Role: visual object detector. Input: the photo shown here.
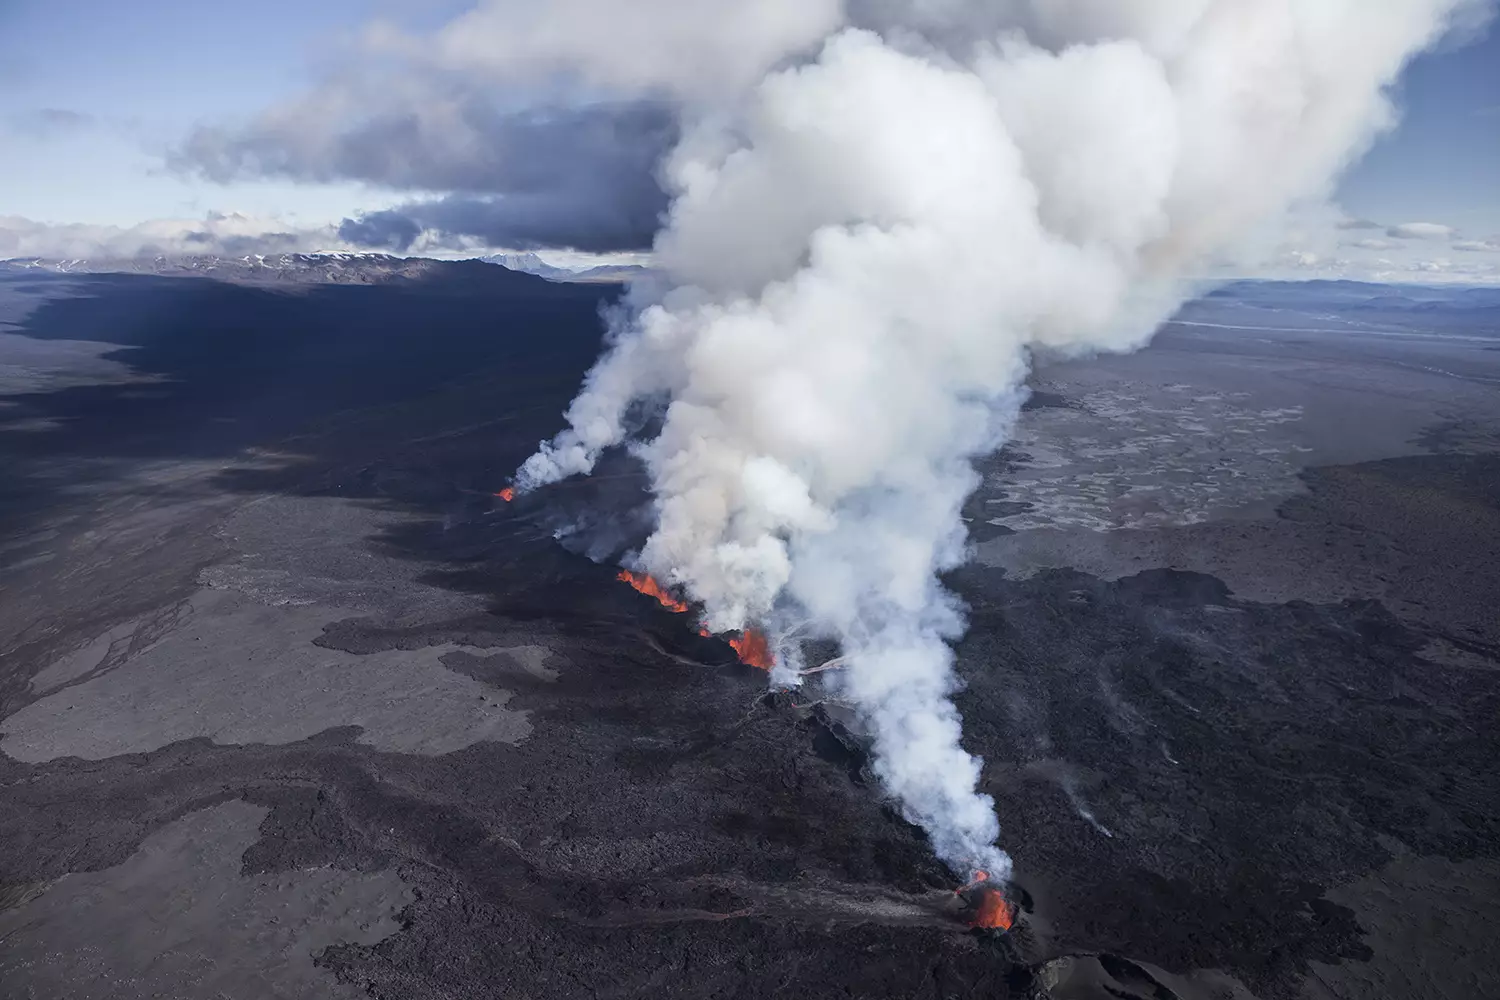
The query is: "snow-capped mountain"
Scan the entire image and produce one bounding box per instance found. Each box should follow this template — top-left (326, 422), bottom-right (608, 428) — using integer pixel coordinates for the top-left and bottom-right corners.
top-left (0, 253), bottom-right (502, 285)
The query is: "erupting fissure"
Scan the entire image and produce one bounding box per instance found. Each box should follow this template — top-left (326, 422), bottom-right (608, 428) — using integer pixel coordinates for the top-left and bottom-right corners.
top-left (616, 570), bottom-right (689, 613)
top-left (958, 871), bottom-right (1013, 931)
top-left (729, 629), bottom-right (774, 671)
top-left (494, 487), bottom-right (515, 502)
top-left (513, 0), bottom-right (1481, 890)
top-left (969, 887), bottom-right (1014, 931)
top-left (614, 570), bottom-right (776, 669)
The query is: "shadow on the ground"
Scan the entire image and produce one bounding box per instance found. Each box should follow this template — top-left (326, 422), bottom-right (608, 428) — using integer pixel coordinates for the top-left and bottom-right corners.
top-left (0, 266), bottom-right (614, 550)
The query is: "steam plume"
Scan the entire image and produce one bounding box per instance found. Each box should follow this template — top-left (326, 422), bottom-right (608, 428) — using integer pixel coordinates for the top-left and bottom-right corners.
top-left (517, 2), bottom-right (1488, 879)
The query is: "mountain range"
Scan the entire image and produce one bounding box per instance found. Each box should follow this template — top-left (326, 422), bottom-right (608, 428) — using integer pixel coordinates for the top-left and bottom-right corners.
top-left (2, 252), bottom-right (651, 286)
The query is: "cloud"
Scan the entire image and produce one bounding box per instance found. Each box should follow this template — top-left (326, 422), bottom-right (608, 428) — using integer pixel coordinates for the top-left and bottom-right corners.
top-left (1431, 0), bottom-right (1499, 48)
top-left (177, 97), bottom-right (675, 253)
top-left (1348, 237), bottom-right (1398, 250)
top-left (0, 212), bottom-right (337, 260)
top-left (1336, 217), bottom-right (1384, 230)
top-left (340, 187), bottom-right (665, 254)
top-left (1453, 238), bottom-right (1500, 252)
top-left (6, 108), bottom-right (96, 138)
top-left (362, 0), bottom-right (841, 101)
top-left (1387, 221), bottom-right (1456, 239)
top-left (167, 0), bottom-right (845, 253)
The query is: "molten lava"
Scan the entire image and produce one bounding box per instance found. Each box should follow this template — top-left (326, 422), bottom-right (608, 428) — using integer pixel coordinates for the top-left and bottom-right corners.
top-left (969, 885), bottom-right (1013, 931)
top-left (495, 487), bottom-right (515, 502)
top-left (955, 870), bottom-right (1012, 930)
top-left (617, 570), bottom-right (690, 613)
top-left (730, 628), bottom-right (774, 670)
top-left (957, 870), bottom-right (990, 894)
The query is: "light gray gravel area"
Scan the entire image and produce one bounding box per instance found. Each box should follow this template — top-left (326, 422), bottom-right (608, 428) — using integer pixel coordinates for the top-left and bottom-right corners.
top-left (0, 331), bottom-right (153, 398)
top-left (202, 491), bottom-right (486, 622)
top-left (977, 329), bottom-right (1500, 620)
top-left (0, 800), bottom-right (413, 1000)
top-left (990, 335), bottom-right (1500, 537)
top-left (1, 586), bottom-right (534, 763)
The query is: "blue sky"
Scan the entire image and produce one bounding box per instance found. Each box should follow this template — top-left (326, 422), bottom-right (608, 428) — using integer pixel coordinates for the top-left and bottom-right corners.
top-left (1, 1), bottom-right (1496, 277)
top-left (0, 0), bottom-right (395, 226)
top-left (1338, 20), bottom-right (1500, 235)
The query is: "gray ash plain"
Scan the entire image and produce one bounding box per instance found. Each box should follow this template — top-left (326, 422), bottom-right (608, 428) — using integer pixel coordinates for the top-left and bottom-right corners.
top-left (1, 265), bottom-right (1498, 999)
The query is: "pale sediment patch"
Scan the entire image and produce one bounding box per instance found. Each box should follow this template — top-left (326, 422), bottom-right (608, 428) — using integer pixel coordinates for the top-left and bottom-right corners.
top-left (2, 587), bottom-right (531, 763)
top-left (0, 801), bottom-right (413, 1000)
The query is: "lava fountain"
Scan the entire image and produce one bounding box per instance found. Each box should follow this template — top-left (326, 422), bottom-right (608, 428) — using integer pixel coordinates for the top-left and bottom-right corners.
top-left (729, 629), bottom-right (774, 671)
top-left (958, 870), bottom-right (1014, 931)
top-left (617, 570), bottom-right (690, 613)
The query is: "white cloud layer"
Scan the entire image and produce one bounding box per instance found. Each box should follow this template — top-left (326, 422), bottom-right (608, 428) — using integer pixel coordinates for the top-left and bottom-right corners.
top-left (1387, 220), bottom-right (1458, 239)
top-left (0, 212), bottom-right (342, 260)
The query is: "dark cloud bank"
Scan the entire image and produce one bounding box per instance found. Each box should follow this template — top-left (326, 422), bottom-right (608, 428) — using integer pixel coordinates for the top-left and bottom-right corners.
top-left (177, 99), bottom-right (675, 253)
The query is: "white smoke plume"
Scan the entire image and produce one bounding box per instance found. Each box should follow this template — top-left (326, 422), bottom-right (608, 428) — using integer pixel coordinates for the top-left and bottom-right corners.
top-left (516, 1), bottom-right (1490, 880)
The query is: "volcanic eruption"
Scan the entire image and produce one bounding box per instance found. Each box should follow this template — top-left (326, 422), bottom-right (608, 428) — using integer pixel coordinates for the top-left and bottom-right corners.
top-left (729, 629), bottom-right (774, 671)
top-left (958, 871), bottom-right (1014, 932)
top-left (614, 570), bottom-right (776, 669)
top-left (617, 569), bottom-right (690, 614)
top-left (513, 1), bottom-right (1482, 882)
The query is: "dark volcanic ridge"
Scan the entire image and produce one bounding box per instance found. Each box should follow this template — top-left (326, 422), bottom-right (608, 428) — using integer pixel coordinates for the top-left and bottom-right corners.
top-left (0, 252), bottom-right (648, 287)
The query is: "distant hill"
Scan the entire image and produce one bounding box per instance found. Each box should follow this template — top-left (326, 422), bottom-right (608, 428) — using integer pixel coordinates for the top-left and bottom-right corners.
top-left (3, 251), bottom-right (655, 288)
top-left (0, 253), bottom-right (564, 289)
top-left (1177, 278), bottom-right (1500, 337)
top-left (477, 253), bottom-right (652, 284)
top-left (1207, 278), bottom-right (1500, 311)
top-left (477, 252), bottom-right (576, 280)
top-left (567, 264), bottom-right (653, 283)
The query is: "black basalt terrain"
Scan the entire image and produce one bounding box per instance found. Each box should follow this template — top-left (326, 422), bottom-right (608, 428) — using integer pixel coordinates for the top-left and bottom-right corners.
top-left (2, 266), bottom-right (1497, 999)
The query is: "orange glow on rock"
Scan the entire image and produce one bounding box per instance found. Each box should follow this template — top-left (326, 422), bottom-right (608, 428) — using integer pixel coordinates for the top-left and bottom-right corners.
top-left (495, 487), bottom-right (515, 502)
top-left (969, 886), bottom-right (1013, 930)
top-left (730, 628), bottom-right (774, 670)
top-left (617, 570), bottom-right (690, 613)
top-left (956, 870), bottom-right (989, 895)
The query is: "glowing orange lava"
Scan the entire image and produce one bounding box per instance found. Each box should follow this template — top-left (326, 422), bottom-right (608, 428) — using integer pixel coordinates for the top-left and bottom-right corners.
top-left (730, 628), bottom-right (774, 670)
top-left (495, 488), bottom-right (515, 502)
top-left (617, 570), bottom-right (690, 613)
top-left (956, 870), bottom-right (990, 894)
top-left (969, 886), bottom-right (1013, 931)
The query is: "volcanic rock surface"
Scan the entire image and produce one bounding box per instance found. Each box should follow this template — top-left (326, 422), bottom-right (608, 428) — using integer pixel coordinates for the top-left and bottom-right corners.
top-left (1, 265), bottom-right (1497, 999)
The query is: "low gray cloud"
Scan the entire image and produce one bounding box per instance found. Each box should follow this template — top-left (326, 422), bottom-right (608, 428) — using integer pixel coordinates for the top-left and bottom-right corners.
top-left (176, 95), bottom-right (675, 253)
top-left (339, 183), bottom-right (667, 254)
top-left (1453, 238), bottom-right (1500, 252)
top-left (1386, 221), bottom-right (1457, 239)
top-left (0, 212), bottom-right (334, 260)
top-left (1335, 217), bottom-right (1383, 230)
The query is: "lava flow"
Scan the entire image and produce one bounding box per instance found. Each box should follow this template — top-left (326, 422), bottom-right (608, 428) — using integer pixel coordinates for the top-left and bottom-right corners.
top-left (730, 628), bottom-right (774, 671)
top-left (617, 570), bottom-right (690, 613)
top-left (970, 886), bottom-right (1013, 930)
top-left (495, 487), bottom-right (515, 502)
top-left (958, 871), bottom-right (1013, 931)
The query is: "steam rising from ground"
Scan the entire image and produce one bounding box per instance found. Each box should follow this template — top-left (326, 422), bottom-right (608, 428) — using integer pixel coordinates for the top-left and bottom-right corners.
top-left (518, 2), bottom-right (1487, 879)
